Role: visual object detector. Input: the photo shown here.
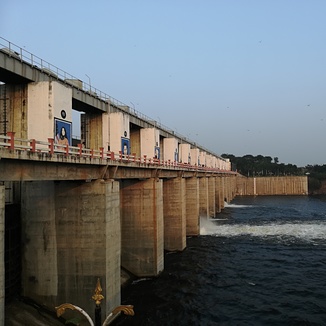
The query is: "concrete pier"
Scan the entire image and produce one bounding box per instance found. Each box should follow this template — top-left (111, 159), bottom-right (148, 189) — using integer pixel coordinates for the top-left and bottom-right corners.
top-left (163, 177), bottom-right (186, 251)
top-left (185, 177), bottom-right (200, 236)
top-left (20, 179), bottom-right (121, 316)
top-left (120, 178), bottom-right (164, 277)
top-left (21, 181), bottom-right (57, 303)
top-left (208, 177), bottom-right (216, 217)
top-left (56, 179), bottom-right (121, 315)
top-left (215, 176), bottom-right (223, 213)
top-left (199, 177), bottom-right (209, 218)
top-left (220, 177), bottom-right (226, 209)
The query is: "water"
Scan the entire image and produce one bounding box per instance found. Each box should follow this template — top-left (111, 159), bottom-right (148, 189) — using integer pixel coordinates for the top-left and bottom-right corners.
top-left (116, 196), bottom-right (326, 325)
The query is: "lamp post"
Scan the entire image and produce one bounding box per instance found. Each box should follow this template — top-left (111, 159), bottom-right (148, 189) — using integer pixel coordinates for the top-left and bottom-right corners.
top-left (56, 278), bottom-right (134, 326)
top-left (85, 74), bottom-right (91, 91)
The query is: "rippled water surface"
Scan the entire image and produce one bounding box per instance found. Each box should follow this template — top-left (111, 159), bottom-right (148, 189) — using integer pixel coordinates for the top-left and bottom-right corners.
top-left (116, 196), bottom-right (326, 325)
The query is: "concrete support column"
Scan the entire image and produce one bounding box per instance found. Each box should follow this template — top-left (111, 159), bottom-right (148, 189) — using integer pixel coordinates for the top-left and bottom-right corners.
top-left (208, 177), bottom-right (216, 217)
top-left (21, 180), bottom-right (121, 318)
top-left (227, 176), bottom-right (235, 202)
top-left (225, 176), bottom-right (234, 202)
top-left (223, 177), bottom-right (229, 202)
top-left (55, 179), bottom-right (121, 316)
top-left (185, 177), bottom-right (199, 236)
top-left (120, 178), bottom-right (164, 277)
top-left (21, 181), bottom-right (58, 305)
top-left (220, 177), bottom-right (226, 209)
top-left (0, 185), bottom-right (4, 326)
top-left (163, 177), bottom-right (186, 251)
top-left (215, 177), bottom-right (222, 213)
top-left (199, 177), bottom-right (209, 218)
top-left (84, 113), bottom-right (103, 150)
top-left (225, 176), bottom-right (229, 201)
top-left (231, 175), bottom-right (237, 200)
top-left (0, 84), bottom-right (28, 138)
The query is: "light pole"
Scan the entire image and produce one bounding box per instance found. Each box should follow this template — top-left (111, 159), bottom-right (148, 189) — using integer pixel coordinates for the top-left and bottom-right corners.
top-left (130, 102), bottom-right (135, 114)
top-left (85, 74), bottom-right (91, 91)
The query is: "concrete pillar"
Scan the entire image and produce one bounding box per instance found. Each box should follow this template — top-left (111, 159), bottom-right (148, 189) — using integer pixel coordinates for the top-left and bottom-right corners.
top-left (179, 143), bottom-right (191, 164)
top-left (0, 84), bottom-right (28, 138)
top-left (21, 179), bottom-right (121, 318)
top-left (120, 178), bottom-right (164, 277)
top-left (21, 181), bottom-right (58, 304)
top-left (220, 177), bottom-right (225, 209)
top-left (84, 112), bottom-right (103, 150)
top-left (228, 176), bottom-right (235, 202)
top-left (231, 175), bottom-right (237, 200)
top-left (199, 177), bottom-right (209, 218)
top-left (30, 81), bottom-right (73, 142)
top-left (208, 177), bottom-right (216, 217)
top-left (163, 177), bottom-right (186, 251)
top-left (185, 177), bottom-right (200, 236)
top-left (0, 185), bottom-right (4, 326)
top-left (223, 177), bottom-right (229, 202)
top-left (109, 112), bottom-right (130, 155)
top-left (163, 138), bottom-right (179, 163)
top-left (215, 177), bottom-right (222, 213)
top-left (140, 128), bottom-right (160, 160)
top-left (55, 179), bottom-right (121, 315)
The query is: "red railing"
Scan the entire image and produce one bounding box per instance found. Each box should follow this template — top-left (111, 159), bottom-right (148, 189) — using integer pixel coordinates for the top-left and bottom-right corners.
top-left (0, 132), bottom-right (233, 173)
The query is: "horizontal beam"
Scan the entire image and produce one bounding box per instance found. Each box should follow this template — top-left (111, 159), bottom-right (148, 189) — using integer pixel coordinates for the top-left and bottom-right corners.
top-left (0, 156), bottom-right (234, 182)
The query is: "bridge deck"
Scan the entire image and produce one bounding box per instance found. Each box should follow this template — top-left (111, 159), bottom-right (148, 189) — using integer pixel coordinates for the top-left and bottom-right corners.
top-left (0, 133), bottom-right (235, 181)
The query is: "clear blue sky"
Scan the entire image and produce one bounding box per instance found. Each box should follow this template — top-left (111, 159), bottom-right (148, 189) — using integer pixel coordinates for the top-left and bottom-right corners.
top-left (2, 0), bottom-right (325, 167)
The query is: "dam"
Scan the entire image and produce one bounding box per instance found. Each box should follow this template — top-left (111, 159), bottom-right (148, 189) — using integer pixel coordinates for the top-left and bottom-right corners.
top-left (0, 36), bottom-right (307, 324)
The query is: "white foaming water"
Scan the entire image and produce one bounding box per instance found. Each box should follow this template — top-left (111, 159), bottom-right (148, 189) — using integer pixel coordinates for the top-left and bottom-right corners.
top-left (200, 217), bottom-right (326, 242)
top-left (132, 278), bottom-right (152, 284)
top-left (224, 201), bottom-right (253, 208)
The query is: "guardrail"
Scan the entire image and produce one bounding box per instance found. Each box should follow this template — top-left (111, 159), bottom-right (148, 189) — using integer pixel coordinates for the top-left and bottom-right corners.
top-left (0, 36), bottom-right (226, 161)
top-left (0, 133), bottom-right (232, 173)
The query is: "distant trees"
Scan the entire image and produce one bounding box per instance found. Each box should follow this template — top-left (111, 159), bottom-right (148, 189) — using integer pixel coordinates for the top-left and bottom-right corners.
top-left (221, 153), bottom-right (326, 193)
top-left (305, 164), bottom-right (326, 193)
top-left (221, 153), bottom-right (302, 177)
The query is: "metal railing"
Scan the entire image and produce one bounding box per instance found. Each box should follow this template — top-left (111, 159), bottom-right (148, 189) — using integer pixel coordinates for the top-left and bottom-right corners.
top-left (0, 36), bottom-right (227, 161)
top-left (0, 133), bottom-right (232, 173)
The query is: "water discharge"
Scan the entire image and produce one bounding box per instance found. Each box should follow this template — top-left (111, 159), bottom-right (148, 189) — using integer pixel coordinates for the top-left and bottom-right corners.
top-left (201, 216), bottom-right (326, 243)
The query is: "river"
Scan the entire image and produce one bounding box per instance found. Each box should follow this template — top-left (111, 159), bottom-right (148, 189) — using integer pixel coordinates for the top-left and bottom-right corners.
top-left (116, 195), bottom-right (326, 325)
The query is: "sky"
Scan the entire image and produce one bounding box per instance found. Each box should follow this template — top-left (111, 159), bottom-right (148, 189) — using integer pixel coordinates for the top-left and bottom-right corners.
top-left (1, 0), bottom-right (325, 167)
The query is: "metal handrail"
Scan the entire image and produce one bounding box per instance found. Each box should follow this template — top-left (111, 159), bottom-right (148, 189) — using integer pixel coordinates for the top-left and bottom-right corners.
top-left (0, 36), bottom-right (227, 161)
top-left (0, 133), bottom-right (233, 173)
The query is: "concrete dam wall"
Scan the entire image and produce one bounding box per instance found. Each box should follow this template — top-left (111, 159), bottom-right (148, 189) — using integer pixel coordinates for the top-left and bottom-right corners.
top-left (236, 176), bottom-right (308, 196)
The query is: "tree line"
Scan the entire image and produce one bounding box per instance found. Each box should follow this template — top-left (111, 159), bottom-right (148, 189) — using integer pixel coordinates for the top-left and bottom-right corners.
top-left (221, 154), bottom-right (326, 193)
